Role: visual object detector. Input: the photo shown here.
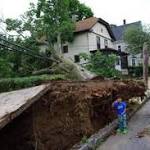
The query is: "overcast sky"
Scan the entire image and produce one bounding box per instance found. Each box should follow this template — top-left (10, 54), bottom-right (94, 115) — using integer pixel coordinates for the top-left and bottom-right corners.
top-left (0, 0), bottom-right (150, 25)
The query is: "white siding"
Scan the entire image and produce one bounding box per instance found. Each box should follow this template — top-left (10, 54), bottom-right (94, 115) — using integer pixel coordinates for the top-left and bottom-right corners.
top-left (61, 22), bottom-right (116, 64)
top-left (63, 32), bottom-right (90, 62)
top-left (92, 23), bottom-right (111, 39)
top-left (88, 32), bottom-right (97, 51)
top-left (114, 40), bottom-right (127, 52)
top-left (114, 40), bottom-right (143, 67)
top-left (128, 54), bottom-right (142, 66)
top-left (88, 23), bottom-right (114, 51)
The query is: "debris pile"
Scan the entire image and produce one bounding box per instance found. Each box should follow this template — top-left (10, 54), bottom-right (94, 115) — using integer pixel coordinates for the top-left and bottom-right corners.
top-left (0, 80), bottom-right (145, 150)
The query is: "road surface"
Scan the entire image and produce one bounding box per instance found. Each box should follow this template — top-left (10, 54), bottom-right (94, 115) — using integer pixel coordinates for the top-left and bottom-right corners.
top-left (97, 99), bottom-right (150, 150)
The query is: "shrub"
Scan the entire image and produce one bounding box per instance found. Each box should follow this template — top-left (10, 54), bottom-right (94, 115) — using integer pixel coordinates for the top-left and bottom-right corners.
top-left (128, 66), bottom-right (143, 77)
top-left (0, 58), bottom-right (14, 78)
top-left (80, 51), bottom-right (121, 78)
top-left (0, 74), bottom-right (66, 93)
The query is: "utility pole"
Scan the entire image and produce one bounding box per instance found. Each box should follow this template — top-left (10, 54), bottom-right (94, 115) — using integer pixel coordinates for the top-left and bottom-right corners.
top-left (143, 42), bottom-right (149, 89)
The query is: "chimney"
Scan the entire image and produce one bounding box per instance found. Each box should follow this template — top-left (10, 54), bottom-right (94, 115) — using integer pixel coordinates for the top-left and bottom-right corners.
top-left (123, 19), bottom-right (126, 25)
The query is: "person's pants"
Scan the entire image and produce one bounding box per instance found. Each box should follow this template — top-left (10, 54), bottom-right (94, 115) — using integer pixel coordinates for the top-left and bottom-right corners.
top-left (118, 114), bottom-right (127, 130)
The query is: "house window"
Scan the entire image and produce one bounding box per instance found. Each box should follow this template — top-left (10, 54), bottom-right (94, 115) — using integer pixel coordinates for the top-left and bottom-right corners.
top-left (116, 57), bottom-right (120, 65)
top-left (74, 55), bottom-right (80, 63)
top-left (104, 39), bottom-right (108, 48)
top-left (101, 28), bottom-right (103, 33)
top-left (62, 45), bottom-right (68, 53)
top-left (132, 58), bottom-right (136, 66)
top-left (118, 45), bottom-right (121, 51)
top-left (96, 36), bottom-right (101, 49)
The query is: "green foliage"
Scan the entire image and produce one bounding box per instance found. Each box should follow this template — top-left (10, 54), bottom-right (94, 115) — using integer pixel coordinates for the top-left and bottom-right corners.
top-left (2, 0), bottom-right (94, 78)
top-left (0, 58), bottom-right (13, 78)
top-left (124, 25), bottom-right (150, 54)
top-left (0, 35), bottom-right (52, 77)
top-left (128, 66), bottom-right (143, 77)
top-left (79, 52), bottom-right (90, 60)
top-left (36, 0), bottom-right (75, 43)
top-left (36, 0), bottom-right (93, 42)
top-left (81, 136), bottom-right (88, 144)
top-left (128, 66), bottom-right (150, 77)
top-left (80, 51), bottom-right (121, 78)
top-left (0, 74), bottom-right (66, 93)
top-left (69, 0), bottom-right (93, 21)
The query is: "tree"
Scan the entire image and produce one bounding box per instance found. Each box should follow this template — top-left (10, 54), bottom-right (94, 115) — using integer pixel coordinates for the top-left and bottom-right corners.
top-left (5, 0), bottom-right (93, 51)
top-left (2, 0), bottom-right (94, 78)
top-left (80, 51), bottom-right (120, 78)
top-left (37, 0), bottom-right (93, 21)
top-left (5, 1), bottom-right (74, 51)
top-left (36, 0), bottom-right (93, 50)
top-left (0, 58), bottom-right (13, 78)
top-left (124, 26), bottom-right (150, 88)
top-left (68, 0), bottom-right (93, 21)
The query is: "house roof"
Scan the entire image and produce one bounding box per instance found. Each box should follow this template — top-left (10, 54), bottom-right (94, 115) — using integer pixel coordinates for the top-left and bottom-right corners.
top-left (75, 17), bottom-right (116, 40)
top-left (111, 21), bottom-right (142, 41)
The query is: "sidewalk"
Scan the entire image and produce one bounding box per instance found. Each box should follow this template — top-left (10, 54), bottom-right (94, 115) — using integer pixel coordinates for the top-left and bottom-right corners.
top-left (97, 99), bottom-right (150, 150)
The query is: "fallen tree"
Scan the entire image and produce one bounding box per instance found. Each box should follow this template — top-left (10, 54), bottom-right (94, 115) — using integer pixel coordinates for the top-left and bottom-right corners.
top-left (32, 56), bottom-right (96, 80)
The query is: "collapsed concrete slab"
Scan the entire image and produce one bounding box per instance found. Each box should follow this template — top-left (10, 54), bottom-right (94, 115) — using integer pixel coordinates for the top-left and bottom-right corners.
top-left (0, 84), bottom-right (50, 130)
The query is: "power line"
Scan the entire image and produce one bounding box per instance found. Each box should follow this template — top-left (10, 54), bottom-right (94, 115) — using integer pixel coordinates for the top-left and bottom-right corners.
top-left (0, 42), bottom-right (49, 60)
top-left (0, 36), bottom-right (59, 63)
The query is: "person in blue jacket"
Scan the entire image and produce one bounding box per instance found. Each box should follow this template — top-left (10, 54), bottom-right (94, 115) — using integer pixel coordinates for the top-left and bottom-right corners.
top-left (112, 96), bottom-right (128, 134)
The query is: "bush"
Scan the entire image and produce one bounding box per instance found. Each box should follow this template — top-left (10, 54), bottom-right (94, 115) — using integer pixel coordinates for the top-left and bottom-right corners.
top-left (126, 66), bottom-right (150, 78)
top-left (128, 66), bottom-right (143, 77)
top-left (0, 74), bottom-right (66, 93)
top-left (0, 58), bottom-right (14, 78)
top-left (80, 51), bottom-right (121, 78)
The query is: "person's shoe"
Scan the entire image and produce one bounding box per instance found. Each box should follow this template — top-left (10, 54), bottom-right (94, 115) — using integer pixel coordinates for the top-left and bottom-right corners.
top-left (117, 128), bottom-right (122, 133)
top-left (122, 129), bottom-right (128, 134)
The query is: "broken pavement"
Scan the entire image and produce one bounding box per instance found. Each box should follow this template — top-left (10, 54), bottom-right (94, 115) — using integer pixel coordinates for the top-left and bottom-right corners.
top-left (0, 80), bottom-right (146, 150)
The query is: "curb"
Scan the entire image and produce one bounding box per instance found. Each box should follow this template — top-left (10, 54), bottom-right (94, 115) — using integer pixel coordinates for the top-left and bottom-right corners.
top-left (71, 97), bottom-right (150, 150)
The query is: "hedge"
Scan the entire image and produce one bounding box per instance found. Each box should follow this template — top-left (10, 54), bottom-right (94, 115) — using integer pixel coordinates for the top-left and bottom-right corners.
top-left (0, 74), bottom-right (66, 93)
top-left (128, 66), bottom-right (143, 77)
top-left (128, 66), bottom-right (150, 77)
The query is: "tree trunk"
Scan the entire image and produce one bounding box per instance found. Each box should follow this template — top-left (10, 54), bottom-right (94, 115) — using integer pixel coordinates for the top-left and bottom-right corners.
top-left (143, 42), bottom-right (149, 89)
top-left (57, 33), bottom-right (62, 54)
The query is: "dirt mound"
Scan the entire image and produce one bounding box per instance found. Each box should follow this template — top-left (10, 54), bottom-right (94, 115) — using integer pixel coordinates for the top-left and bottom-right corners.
top-left (0, 80), bottom-right (145, 150)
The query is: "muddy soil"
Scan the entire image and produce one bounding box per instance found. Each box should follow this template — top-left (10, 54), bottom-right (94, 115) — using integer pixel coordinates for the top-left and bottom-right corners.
top-left (0, 80), bottom-right (145, 150)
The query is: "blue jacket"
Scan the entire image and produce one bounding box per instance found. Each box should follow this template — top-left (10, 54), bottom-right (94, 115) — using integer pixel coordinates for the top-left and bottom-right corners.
top-left (113, 101), bottom-right (127, 115)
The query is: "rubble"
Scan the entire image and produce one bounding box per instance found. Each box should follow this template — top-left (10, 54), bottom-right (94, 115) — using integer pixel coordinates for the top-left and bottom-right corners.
top-left (0, 80), bottom-right (145, 150)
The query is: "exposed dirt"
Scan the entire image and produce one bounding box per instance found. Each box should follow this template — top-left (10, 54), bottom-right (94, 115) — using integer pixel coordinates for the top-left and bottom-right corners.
top-left (0, 80), bottom-right (145, 150)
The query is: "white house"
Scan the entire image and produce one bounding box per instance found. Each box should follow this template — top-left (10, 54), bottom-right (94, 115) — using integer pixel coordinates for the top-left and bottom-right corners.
top-left (60, 17), bottom-right (128, 73)
top-left (38, 17), bottom-right (129, 74)
top-left (111, 20), bottom-right (142, 67)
